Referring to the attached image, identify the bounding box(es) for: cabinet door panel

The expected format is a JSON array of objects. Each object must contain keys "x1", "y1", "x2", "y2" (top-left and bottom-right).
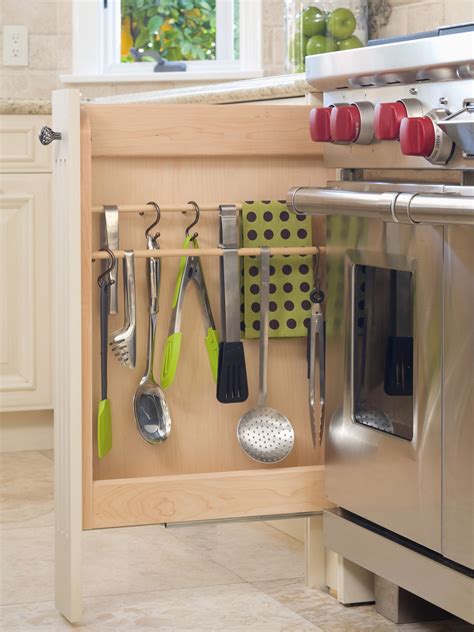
[{"x1": 0, "y1": 174, "x2": 52, "y2": 410}]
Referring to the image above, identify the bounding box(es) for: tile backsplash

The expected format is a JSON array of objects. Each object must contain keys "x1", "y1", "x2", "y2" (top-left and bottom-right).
[{"x1": 0, "y1": 0, "x2": 472, "y2": 100}]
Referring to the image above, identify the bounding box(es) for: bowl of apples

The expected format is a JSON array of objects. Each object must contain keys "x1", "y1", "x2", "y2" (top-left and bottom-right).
[{"x1": 286, "y1": 0, "x2": 368, "y2": 73}]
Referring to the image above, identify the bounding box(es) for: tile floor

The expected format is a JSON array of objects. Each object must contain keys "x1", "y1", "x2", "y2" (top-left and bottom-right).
[{"x1": 0, "y1": 450, "x2": 471, "y2": 631}]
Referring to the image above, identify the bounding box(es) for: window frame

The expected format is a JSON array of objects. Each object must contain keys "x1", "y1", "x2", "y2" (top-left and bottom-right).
[{"x1": 66, "y1": 0, "x2": 262, "y2": 82}]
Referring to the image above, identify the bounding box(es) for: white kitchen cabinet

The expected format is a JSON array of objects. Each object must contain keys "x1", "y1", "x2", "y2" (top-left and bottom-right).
[{"x1": 0, "y1": 116, "x2": 52, "y2": 412}]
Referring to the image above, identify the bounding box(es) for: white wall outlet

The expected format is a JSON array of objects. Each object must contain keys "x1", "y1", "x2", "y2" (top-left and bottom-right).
[{"x1": 3, "y1": 25, "x2": 28, "y2": 66}]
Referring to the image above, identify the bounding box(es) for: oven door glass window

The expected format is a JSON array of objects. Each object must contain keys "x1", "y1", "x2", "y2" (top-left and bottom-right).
[{"x1": 353, "y1": 265, "x2": 414, "y2": 441}]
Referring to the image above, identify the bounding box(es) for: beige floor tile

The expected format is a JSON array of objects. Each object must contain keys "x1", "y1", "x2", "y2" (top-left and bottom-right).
[
  {"x1": 0, "y1": 522, "x2": 242, "y2": 606},
  {"x1": 168, "y1": 522, "x2": 305, "y2": 582},
  {"x1": 82, "y1": 524, "x2": 242, "y2": 597},
  {"x1": 0, "y1": 451, "x2": 53, "y2": 529},
  {"x1": 253, "y1": 579, "x2": 471, "y2": 632},
  {"x1": 254, "y1": 578, "x2": 397, "y2": 631},
  {"x1": 0, "y1": 526, "x2": 54, "y2": 605},
  {"x1": 0, "y1": 583, "x2": 322, "y2": 631}
]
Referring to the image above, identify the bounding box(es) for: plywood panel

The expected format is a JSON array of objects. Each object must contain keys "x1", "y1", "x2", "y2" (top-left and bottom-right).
[
  {"x1": 88, "y1": 154, "x2": 330, "y2": 482},
  {"x1": 92, "y1": 466, "x2": 332, "y2": 528},
  {"x1": 86, "y1": 104, "x2": 324, "y2": 158}
]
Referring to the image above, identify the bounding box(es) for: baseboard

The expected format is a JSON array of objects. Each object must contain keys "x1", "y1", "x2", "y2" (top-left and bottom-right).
[{"x1": 0, "y1": 410, "x2": 54, "y2": 452}]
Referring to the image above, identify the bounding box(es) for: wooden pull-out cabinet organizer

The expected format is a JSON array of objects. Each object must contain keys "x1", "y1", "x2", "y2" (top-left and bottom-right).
[{"x1": 52, "y1": 89, "x2": 332, "y2": 621}]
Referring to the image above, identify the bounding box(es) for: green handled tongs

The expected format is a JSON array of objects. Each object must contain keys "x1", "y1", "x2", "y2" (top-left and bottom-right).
[{"x1": 161, "y1": 233, "x2": 219, "y2": 388}]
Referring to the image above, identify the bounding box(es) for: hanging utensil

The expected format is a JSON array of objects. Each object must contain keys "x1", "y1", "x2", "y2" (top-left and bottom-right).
[
  {"x1": 101, "y1": 205, "x2": 119, "y2": 314},
  {"x1": 307, "y1": 249, "x2": 325, "y2": 447},
  {"x1": 133, "y1": 205, "x2": 171, "y2": 443},
  {"x1": 109, "y1": 250, "x2": 137, "y2": 368},
  {"x1": 97, "y1": 248, "x2": 115, "y2": 458},
  {"x1": 216, "y1": 204, "x2": 248, "y2": 403},
  {"x1": 162, "y1": 202, "x2": 219, "y2": 388},
  {"x1": 237, "y1": 247, "x2": 294, "y2": 463}
]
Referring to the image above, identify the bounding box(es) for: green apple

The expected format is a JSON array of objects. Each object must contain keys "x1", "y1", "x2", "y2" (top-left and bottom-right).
[
  {"x1": 306, "y1": 34, "x2": 337, "y2": 56},
  {"x1": 327, "y1": 8, "x2": 356, "y2": 40},
  {"x1": 288, "y1": 33, "x2": 309, "y2": 66},
  {"x1": 337, "y1": 35, "x2": 364, "y2": 50},
  {"x1": 301, "y1": 6, "x2": 327, "y2": 37}
]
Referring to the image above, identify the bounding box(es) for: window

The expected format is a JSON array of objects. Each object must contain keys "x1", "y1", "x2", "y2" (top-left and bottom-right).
[{"x1": 68, "y1": 0, "x2": 262, "y2": 82}]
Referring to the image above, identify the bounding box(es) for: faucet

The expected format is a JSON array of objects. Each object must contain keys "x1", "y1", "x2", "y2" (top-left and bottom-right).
[{"x1": 130, "y1": 47, "x2": 187, "y2": 72}]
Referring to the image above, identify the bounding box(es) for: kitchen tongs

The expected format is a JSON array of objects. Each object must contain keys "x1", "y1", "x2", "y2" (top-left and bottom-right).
[
  {"x1": 216, "y1": 205, "x2": 248, "y2": 403},
  {"x1": 307, "y1": 254, "x2": 325, "y2": 447},
  {"x1": 161, "y1": 235, "x2": 219, "y2": 388}
]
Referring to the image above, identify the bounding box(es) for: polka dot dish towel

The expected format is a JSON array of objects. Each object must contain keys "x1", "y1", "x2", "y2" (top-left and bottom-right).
[{"x1": 242, "y1": 200, "x2": 314, "y2": 338}]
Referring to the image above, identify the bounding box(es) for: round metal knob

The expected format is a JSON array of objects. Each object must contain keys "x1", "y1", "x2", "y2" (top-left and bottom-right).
[
  {"x1": 330, "y1": 105, "x2": 361, "y2": 143},
  {"x1": 39, "y1": 126, "x2": 62, "y2": 145},
  {"x1": 374, "y1": 101, "x2": 407, "y2": 140},
  {"x1": 399, "y1": 116, "x2": 435, "y2": 157},
  {"x1": 309, "y1": 107, "x2": 332, "y2": 142}
]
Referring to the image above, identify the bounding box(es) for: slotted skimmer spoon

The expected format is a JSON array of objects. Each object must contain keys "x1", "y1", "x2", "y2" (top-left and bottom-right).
[
  {"x1": 237, "y1": 247, "x2": 294, "y2": 464},
  {"x1": 133, "y1": 228, "x2": 171, "y2": 443}
]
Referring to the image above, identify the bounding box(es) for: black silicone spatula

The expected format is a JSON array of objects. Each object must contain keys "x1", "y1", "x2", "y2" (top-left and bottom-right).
[{"x1": 216, "y1": 205, "x2": 248, "y2": 403}]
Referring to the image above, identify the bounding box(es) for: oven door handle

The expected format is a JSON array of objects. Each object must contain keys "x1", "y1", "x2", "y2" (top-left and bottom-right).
[{"x1": 287, "y1": 187, "x2": 474, "y2": 225}]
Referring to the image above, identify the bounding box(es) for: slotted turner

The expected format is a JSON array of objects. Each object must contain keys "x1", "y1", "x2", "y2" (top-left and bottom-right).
[
  {"x1": 216, "y1": 205, "x2": 248, "y2": 403},
  {"x1": 237, "y1": 247, "x2": 294, "y2": 463}
]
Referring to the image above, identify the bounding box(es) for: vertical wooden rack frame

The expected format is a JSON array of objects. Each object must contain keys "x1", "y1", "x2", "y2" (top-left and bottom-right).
[{"x1": 53, "y1": 89, "x2": 333, "y2": 621}]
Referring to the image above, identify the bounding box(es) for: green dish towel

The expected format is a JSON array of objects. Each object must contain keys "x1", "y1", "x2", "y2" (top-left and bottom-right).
[{"x1": 242, "y1": 200, "x2": 314, "y2": 338}]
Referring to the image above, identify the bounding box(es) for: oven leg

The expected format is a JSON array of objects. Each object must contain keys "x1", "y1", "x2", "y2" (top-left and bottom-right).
[
  {"x1": 305, "y1": 514, "x2": 327, "y2": 591},
  {"x1": 335, "y1": 556, "x2": 375, "y2": 604}
]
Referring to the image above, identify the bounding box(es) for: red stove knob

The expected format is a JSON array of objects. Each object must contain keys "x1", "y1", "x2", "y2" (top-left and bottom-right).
[
  {"x1": 330, "y1": 105, "x2": 361, "y2": 142},
  {"x1": 374, "y1": 101, "x2": 407, "y2": 140},
  {"x1": 309, "y1": 107, "x2": 332, "y2": 142},
  {"x1": 399, "y1": 116, "x2": 435, "y2": 157}
]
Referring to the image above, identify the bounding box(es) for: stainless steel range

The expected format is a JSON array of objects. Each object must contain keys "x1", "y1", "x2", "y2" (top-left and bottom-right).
[{"x1": 287, "y1": 30, "x2": 474, "y2": 623}]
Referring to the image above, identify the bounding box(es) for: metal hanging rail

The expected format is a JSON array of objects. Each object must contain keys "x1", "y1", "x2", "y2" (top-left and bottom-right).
[
  {"x1": 91, "y1": 203, "x2": 243, "y2": 214},
  {"x1": 91, "y1": 246, "x2": 323, "y2": 260}
]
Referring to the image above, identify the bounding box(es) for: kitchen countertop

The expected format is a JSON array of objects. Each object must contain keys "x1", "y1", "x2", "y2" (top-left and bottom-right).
[
  {"x1": 93, "y1": 74, "x2": 313, "y2": 105},
  {"x1": 0, "y1": 74, "x2": 314, "y2": 115},
  {"x1": 0, "y1": 99, "x2": 53, "y2": 115}
]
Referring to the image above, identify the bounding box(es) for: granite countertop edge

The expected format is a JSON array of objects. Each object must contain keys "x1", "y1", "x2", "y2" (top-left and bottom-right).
[{"x1": 0, "y1": 74, "x2": 314, "y2": 115}]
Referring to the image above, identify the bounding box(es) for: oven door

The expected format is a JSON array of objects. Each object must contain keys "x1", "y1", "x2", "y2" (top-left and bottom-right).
[{"x1": 325, "y1": 191, "x2": 443, "y2": 552}]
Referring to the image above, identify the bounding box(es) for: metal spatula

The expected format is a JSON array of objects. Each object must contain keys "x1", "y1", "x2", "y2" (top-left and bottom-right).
[{"x1": 237, "y1": 248, "x2": 294, "y2": 463}]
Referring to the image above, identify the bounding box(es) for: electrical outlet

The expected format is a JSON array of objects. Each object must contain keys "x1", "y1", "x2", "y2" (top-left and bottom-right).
[{"x1": 3, "y1": 25, "x2": 28, "y2": 66}]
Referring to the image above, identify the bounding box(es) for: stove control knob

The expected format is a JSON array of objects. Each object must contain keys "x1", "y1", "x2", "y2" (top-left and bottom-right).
[
  {"x1": 374, "y1": 101, "x2": 408, "y2": 140},
  {"x1": 399, "y1": 116, "x2": 435, "y2": 156},
  {"x1": 309, "y1": 107, "x2": 332, "y2": 142},
  {"x1": 330, "y1": 105, "x2": 361, "y2": 143}
]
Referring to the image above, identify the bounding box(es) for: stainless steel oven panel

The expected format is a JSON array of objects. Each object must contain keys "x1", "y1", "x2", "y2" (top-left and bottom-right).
[
  {"x1": 321, "y1": 79, "x2": 473, "y2": 170},
  {"x1": 326, "y1": 216, "x2": 443, "y2": 552},
  {"x1": 442, "y1": 224, "x2": 474, "y2": 568}
]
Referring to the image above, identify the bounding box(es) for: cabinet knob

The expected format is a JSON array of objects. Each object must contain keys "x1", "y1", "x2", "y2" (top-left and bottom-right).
[{"x1": 39, "y1": 126, "x2": 62, "y2": 145}]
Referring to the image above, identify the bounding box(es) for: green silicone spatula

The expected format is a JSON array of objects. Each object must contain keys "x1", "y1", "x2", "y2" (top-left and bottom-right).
[{"x1": 98, "y1": 274, "x2": 112, "y2": 458}]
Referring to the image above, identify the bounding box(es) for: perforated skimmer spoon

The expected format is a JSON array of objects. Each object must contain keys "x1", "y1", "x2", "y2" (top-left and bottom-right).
[
  {"x1": 133, "y1": 233, "x2": 171, "y2": 443},
  {"x1": 237, "y1": 247, "x2": 294, "y2": 463}
]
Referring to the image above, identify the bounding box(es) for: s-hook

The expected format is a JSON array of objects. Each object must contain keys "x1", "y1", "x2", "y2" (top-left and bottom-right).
[
  {"x1": 97, "y1": 248, "x2": 116, "y2": 287},
  {"x1": 185, "y1": 200, "x2": 200, "y2": 241},
  {"x1": 144, "y1": 201, "x2": 161, "y2": 241}
]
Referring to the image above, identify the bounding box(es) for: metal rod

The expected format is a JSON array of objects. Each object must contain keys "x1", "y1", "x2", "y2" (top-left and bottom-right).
[
  {"x1": 91, "y1": 203, "x2": 242, "y2": 214},
  {"x1": 287, "y1": 187, "x2": 474, "y2": 225},
  {"x1": 91, "y1": 246, "x2": 323, "y2": 260}
]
